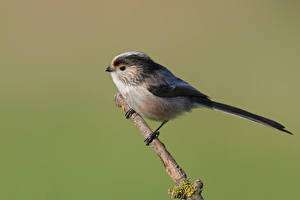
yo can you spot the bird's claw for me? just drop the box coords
[125,108,135,119]
[144,131,160,146]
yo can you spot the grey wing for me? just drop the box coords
[147,77,209,99]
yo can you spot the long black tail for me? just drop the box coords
[198,99,292,134]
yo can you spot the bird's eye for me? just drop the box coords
[119,66,126,71]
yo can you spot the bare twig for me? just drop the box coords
[114,93,204,200]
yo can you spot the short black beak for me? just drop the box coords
[105,66,112,72]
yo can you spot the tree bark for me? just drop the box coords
[114,93,204,200]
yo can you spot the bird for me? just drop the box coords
[105,51,292,145]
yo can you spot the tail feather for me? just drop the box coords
[196,98,292,134]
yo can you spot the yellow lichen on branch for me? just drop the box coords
[171,179,196,199]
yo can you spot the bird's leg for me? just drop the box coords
[145,120,168,146]
[125,108,135,119]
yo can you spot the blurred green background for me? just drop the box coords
[1,0,299,199]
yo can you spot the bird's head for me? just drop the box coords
[105,51,160,85]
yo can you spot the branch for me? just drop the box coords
[114,93,204,200]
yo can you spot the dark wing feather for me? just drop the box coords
[148,77,209,99]
[146,69,292,134]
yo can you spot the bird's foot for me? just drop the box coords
[125,108,135,119]
[144,131,160,146]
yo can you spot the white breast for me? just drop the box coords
[111,73,128,96]
[110,73,192,121]
[111,74,142,107]
[111,73,141,106]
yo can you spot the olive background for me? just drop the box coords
[1,1,299,199]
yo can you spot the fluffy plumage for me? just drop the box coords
[106,51,292,135]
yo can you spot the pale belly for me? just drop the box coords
[111,73,194,121]
[123,86,194,121]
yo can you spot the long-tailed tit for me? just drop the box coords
[105,51,292,145]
